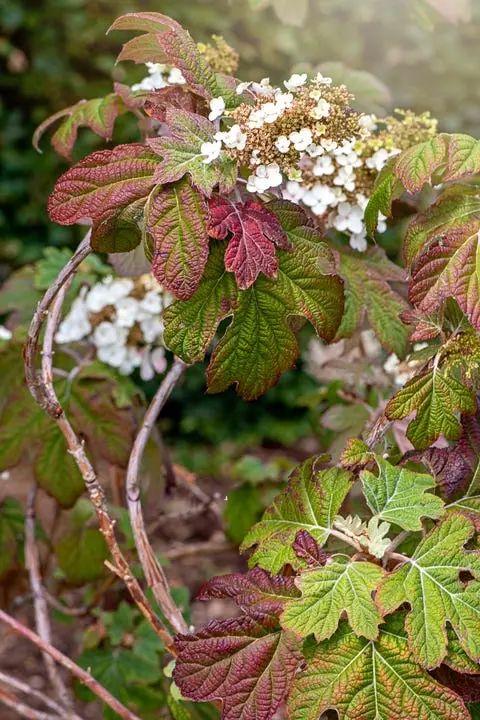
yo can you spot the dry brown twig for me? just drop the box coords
[0,671,67,718]
[25,485,80,719]
[0,609,141,720]
[0,688,60,720]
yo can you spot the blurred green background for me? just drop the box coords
[1,0,479,278]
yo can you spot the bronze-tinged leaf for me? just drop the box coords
[173,615,302,720]
[197,567,300,620]
[48,143,158,239]
[292,530,330,568]
[148,180,209,299]
[208,196,291,289]
[108,12,180,35]
[143,86,206,123]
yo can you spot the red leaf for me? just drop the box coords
[174,616,302,720]
[208,197,292,289]
[48,143,158,228]
[197,566,300,620]
[292,530,330,568]
[144,86,206,123]
[148,180,209,299]
[108,12,180,34]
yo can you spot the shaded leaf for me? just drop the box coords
[360,456,445,530]
[334,246,410,357]
[376,512,480,668]
[281,556,384,640]
[385,367,476,450]
[224,484,262,544]
[148,109,236,196]
[0,498,24,577]
[35,424,84,508]
[148,180,209,299]
[173,615,302,720]
[241,458,353,573]
[0,267,42,325]
[288,615,467,720]
[91,199,144,254]
[56,527,108,583]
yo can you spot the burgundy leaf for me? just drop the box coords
[208,196,292,289]
[48,143,158,229]
[148,179,209,299]
[144,86,206,123]
[173,615,302,720]
[197,566,300,620]
[292,530,330,568]
[400,308,443,342]
[432,666,480,703]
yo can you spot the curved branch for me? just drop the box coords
[0,610,140,720]
[126,358,189,635]
[23,239,176,654]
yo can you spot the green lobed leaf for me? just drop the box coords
[385,366,476,450]
[360,456,445,530]
[148,109,237,196]
[333,246,410,357]
[364,162,404,237]
[148,179,209,299]
[241,457,353,573]
[34,424,85,508]
[288,614,467,720]
[56,527,108,583]
[281,556,384,641]
[376,512,480,669]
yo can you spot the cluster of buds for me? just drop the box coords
[55,275,171,380]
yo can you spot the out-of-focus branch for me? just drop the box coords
[0,610,141,720]
[0,671,68,718]
[0,688,60,720]
[24,240,176,654]
[25,486,79,719]
[126,359,188,635]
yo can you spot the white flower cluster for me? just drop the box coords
[0,325,12,341]
[283,134,400,252]
[383,343,428,386]
[56,276,171,381]
[131,62,186,92]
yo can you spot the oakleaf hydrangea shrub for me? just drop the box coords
[27,9,480,719]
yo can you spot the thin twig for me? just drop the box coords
[364,413,392,450]
[0,671,67,717]
[382,530,410,567]
[163,538,235,561]
[0,610,141,720]
[0,689,60,720]
[125,359,188,635]
[43,591,89,618]
[24,242,176,654]
[25,485,79,719]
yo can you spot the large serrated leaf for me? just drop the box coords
[360,456,445,530]
[174,615,302,720]
[148,109,237,196]
[241,458,353,573]
[164,201,344,399]
[376,512,480,669]
[148,179,209,299]
[48,143,158,247]
[288,614,467,720]
[334,246,410,357]
[281,556,384,641]
[385,366,476,450]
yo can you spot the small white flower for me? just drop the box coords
[289,128,313,152]
[309,88,322,101]
[167,67,186,85]
[115,297,140,328]
[200,140,222,164]
[366,148,400,172]
[306,143,324,158]
[140,346,167,381]
[140,316,164,344]
[334,166,356,192]
[333,202,364,234]
[93,322,128,348]
[310,98,330,120]
[0,325,12,341]
[312,72,332,85]
[247,108,265,129]
[274,91,294,110]
[250,149,261,166]
[284,181,305,201]
[236,81,251,95]
[321,138,338,152]
[313,155,335,176]
[118,346,142,375]
[215,124,247,150]
[208,96,225,121]
[359,114,377,133]
[56,296,91,343]
[139,290,163,315]
[287,168,303,182]
[349,233,368,252]
[0,470,10,481]
[274,135,291,153]
[262,101,280,124]
[284,73,307,91]
[247,163,283,193]
[97,344,127,369]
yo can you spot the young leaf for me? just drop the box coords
[288,615,467,720]
[292,530,330,568]
[360,456,445,530]
[148,179,209,299]
[364,162,404,236]
[208,196,291,289]
[241,458,353,573]
[385,366,476,450]
[376,512,480,669]
[148,109,237,196]
[48,143,158,248]
[197,566,300,620]
[173,616,302,720]
[333,246,410,357]
[281,556,384,641]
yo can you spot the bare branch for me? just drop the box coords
[0,609,141,720]
[24,240,176,654]
[0,671,69,717]
[164,538,234,561]
[0,688,60,720]
[25,486,79,719]
[126,358,188,635]
[364,413,392,450]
